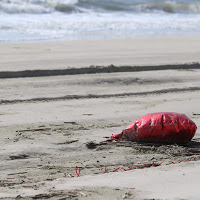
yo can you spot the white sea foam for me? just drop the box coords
[0,0,200,41]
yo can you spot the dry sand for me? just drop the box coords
[1,36,200,72]
[0,37,200,200]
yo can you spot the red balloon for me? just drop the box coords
[111,112,197,144]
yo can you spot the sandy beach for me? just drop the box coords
[0,37,200,200]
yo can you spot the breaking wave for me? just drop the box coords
[1,0,200,14]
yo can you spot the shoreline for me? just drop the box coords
[0,63,200,79]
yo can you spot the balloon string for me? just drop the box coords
[76,167,80,177]
[64,156,200,177]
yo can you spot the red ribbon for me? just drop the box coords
[64,156,200,177]
[76,167,80,177]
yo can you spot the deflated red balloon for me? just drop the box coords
[111,112,197,144]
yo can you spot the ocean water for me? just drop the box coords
[0,0,200,41]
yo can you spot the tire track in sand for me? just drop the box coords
[0,86,199,105]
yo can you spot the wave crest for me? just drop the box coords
[135,1,200,14]
[1,0,200,14]
[0,0,79,14]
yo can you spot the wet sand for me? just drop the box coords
[0,37,200,199]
